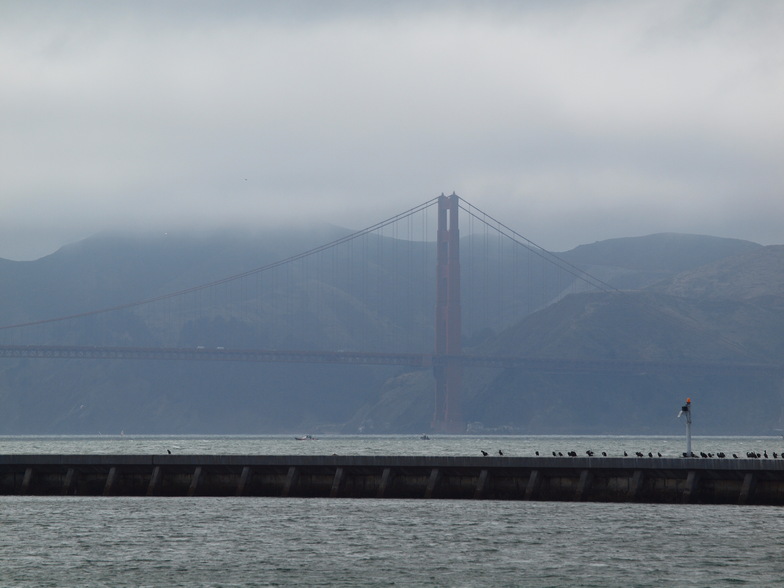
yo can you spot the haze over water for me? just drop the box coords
[2,435,783,586]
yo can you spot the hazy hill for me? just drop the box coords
[463,245,784,435]
[563,233,761,273]
[1,229,780,435]
[354,240,784,435]
[0,225,421,434]
[650,244,784,300]
[355,289,784,435]
[558,233,761,291]
[0,225,353,325]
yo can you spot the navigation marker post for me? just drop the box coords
[678,398,692,457]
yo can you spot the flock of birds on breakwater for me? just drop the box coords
[479,449,784,459]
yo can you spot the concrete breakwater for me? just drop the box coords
[2,454,784,505]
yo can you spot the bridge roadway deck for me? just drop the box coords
[1,344,782,375]
[2,454,784,505]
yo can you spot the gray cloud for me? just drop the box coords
[1,0,782,259]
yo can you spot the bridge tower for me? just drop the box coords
[433,193,463,433]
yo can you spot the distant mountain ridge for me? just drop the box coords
[0,225,354,325]
[650,244,784,300]
[557,233,762,292]
[349,236,784,435]
[1,229,782,435]
[562,233,761,272]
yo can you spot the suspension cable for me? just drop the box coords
[0,197,441,331]
[458,198,621,294]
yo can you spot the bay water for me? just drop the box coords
[2,435,783,587]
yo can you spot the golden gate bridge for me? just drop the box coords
[1,194,780,432]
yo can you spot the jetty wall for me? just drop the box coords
[2,455,784,505]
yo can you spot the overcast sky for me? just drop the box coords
[1,0,782,260]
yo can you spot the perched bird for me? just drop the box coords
[602,452,607,457]
[657,452,662,457]
[624,451,628,457]
[535,451,540,456]
[481,450,489,456]
[167,449,171,455]
[733,454,739,459]
[498,450,504,456]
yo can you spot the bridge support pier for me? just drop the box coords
[433,193,463,433]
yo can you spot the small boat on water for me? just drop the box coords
[295,434,317,441]
[420,434,430,440]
